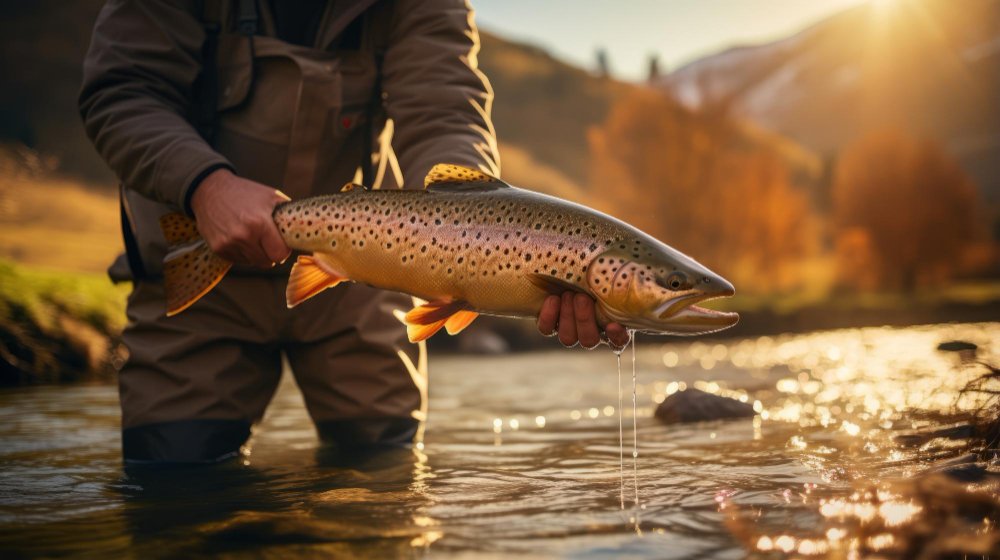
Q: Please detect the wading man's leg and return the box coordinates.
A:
[285,285,425,449]
[118,276,286,464]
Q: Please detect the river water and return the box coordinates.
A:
[1,322,997,558]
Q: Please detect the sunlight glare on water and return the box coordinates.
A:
[0,322,997,558]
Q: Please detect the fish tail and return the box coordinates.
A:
[159,212,232,316]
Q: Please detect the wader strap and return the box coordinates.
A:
[362,0,393,187]
[361,52,383,187]
[119,185,147,280]
[195,0,223,143]
[236,0,259,35]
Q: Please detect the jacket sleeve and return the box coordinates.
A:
[382,0,501,189]
[79,0,232,213]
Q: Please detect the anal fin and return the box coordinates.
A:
[286,255,348,308]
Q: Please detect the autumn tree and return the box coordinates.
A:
[587,89,816,293]
[832,129,982,291]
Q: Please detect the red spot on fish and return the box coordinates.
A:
[342,117,352,129]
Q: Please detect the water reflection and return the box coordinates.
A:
[0,322,997,557]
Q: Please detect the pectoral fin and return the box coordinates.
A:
[403,299,476,342]
[286,255,348,308]
[526,273,586,296]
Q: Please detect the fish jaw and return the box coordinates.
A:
[657,292,739,335]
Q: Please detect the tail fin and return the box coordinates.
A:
[159,213,232,316]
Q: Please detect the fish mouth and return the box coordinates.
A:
[654,290,739,333]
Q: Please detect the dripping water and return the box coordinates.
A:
[614,344,625,510]
[630,329,639,512]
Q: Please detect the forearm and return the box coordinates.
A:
[78,0,231,213]
[383,0,501,188]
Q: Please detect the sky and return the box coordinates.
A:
[472,0,870,81]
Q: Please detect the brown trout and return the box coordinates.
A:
[161,164,738,342]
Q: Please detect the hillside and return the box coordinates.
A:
[0,2,819,204]
[659,0,1000,201]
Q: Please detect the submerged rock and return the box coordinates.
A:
[654,388,755,424]
[937,340,978,353]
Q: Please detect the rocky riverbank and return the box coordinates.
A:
[0,260,127,385]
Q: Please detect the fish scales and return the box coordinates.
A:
[161,163,738,341]
[273,186,643,318]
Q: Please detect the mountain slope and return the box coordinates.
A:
[659,0,1000,200]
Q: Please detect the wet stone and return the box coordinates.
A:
[654,388,755,424]
[937,340,978,353]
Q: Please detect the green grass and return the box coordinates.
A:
[0,259,129,336]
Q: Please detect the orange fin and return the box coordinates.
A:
[444,310,479,335]
[160,212,202,248]
[403,299,472,342]
[286,255,348,308]
[423,163,502,187]
[406,319,449,343]
[163,240,232,316]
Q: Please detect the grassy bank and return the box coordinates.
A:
[0,259,128,384]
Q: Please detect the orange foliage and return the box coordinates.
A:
[832,129,984,291]
[587,89,816,293]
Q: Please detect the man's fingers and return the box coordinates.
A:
[241,240,274,269]
[537,295,560,336]
[557,292,578,347]
[573,293,601,349]
[605,322,631,350]
[260,224,291,264]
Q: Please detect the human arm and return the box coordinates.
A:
[79,0,286,267]
[382,1,625,347]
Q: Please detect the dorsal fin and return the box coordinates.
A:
[340,182,366,192]
[423,164,506,189]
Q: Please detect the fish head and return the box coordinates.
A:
[586,245,738,336]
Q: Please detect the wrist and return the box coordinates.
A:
[189,168,234,218]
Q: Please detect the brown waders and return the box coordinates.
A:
[116,5,425,463]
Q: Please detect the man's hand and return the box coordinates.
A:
[190,169,291,269]
[537,293,631,350]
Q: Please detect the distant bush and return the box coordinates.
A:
[832,129,987,292]
[587,89,818,293]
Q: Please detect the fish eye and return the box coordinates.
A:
[657,272,689,291]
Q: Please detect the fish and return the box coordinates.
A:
[161,163,738,342]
